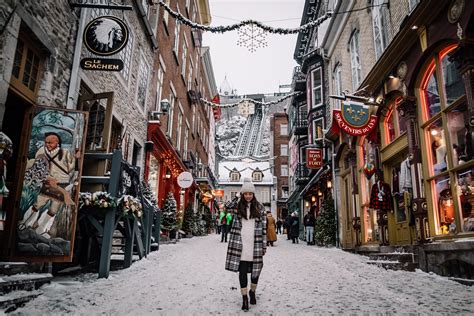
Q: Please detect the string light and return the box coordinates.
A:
[200,91,302,108]
[157,0,332,34]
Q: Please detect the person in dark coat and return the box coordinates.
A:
[225,178,266,311]
[290,211,299,244]
[276,218,282,234]
[304,210,316,245]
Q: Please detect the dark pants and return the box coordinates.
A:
[277,226,282,234]
[238,261,259,288]
[217,225,221,234]
[221,224,228,242]
[292,236,299,244]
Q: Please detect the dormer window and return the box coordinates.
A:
[252,168,263,182]
[230,167,241,182]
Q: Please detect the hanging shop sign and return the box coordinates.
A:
[177,171,193,189]
[80,58,124,71]
[306,148,323,169]
[83,16,129,56]
[333,100,378,136]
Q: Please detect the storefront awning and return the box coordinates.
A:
[299,165,331,197]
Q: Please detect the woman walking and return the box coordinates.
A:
[225,178,267,311]
[266,210,277,246]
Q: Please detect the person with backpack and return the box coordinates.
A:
[304,210,316,245]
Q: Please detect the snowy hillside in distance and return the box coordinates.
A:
[215,114,271,157]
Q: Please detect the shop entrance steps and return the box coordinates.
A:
[365,252,418,272]
[0,273,52,312]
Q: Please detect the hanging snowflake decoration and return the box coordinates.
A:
[237,23,268,53]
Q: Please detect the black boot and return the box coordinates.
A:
[242,295,249,311]
[249,290,256,305]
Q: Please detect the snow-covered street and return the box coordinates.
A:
[10,234,474,315]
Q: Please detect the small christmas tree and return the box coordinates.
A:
[202,205,213,234]
[141,181,158,208]
[192,207,205,236]
[314,196,337,247]
[161,192,178,238]
[181,203,194,236]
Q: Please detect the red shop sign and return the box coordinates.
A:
[306,148,323,169]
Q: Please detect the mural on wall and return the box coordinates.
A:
[16,107,87,261]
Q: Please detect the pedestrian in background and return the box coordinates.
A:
[290,211,299,244]
[276,218,282,234]
[220,209,229,242]
[266,211,277,246]
[225,178,266,311]
[304,210,316,245]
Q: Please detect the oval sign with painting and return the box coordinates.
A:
[177,172,193,189]
[83,16,129,56]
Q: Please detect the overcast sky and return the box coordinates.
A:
[203,0,305,96]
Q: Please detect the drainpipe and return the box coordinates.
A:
[66,8,86,109]
[331,141,339,248]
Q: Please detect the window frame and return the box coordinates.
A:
[311,67,323,108]
[349,30,362,91]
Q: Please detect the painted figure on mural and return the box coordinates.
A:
[19,132,79,239]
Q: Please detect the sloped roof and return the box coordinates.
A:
[218,159,273,185]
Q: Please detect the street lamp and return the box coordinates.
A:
[148,99,171,121]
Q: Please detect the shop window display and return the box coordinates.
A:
[427,119,447,176]
[420,45,472,236]
[457,168,474,232]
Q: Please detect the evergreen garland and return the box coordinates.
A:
[161,192,178,236]
[314,196,337,247]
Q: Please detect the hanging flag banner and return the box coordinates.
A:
[306,148,323,169]
[333,100,378,136]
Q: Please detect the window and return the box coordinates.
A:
[281,187,289,198]
[281,164,289,177]
[86,101,106,150]
[184,122,190,156]
[280,124,288,136]
[312,119,323,143]
[167,84,177,138]
[155,58,165,111]
[163,0,170,26]
[253,171,263,182]
[332,63,342,109]
[132,141,142,166]
[117,26,133,82]
[383,99,407,144]
[280,144,288,156]
[11,35,44,102]
[230,171,240,182]
[181,35,188,77]
[192,105,197,134]
[349,30,362,91]
[176,105,183,151]
[372,0,389,60]
[173,21,180,54]
[408,0,420,12]
[137,56,150,109]
[231,191,238,199]
[419,45,471,234]
[188,59,193,89]
[311,67,323,108]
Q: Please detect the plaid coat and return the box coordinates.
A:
[369,181,393,211]
[225,201,267,279]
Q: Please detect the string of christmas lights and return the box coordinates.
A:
[200,91,302,108]
[157,0,332,34]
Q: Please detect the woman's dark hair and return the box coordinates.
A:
[237,195,260,220]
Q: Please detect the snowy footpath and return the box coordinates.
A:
[7,233,474,315]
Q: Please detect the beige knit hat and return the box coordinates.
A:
[240,177,256,194]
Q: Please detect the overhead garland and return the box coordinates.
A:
[158,0,332,52]
[200,91,302,108]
